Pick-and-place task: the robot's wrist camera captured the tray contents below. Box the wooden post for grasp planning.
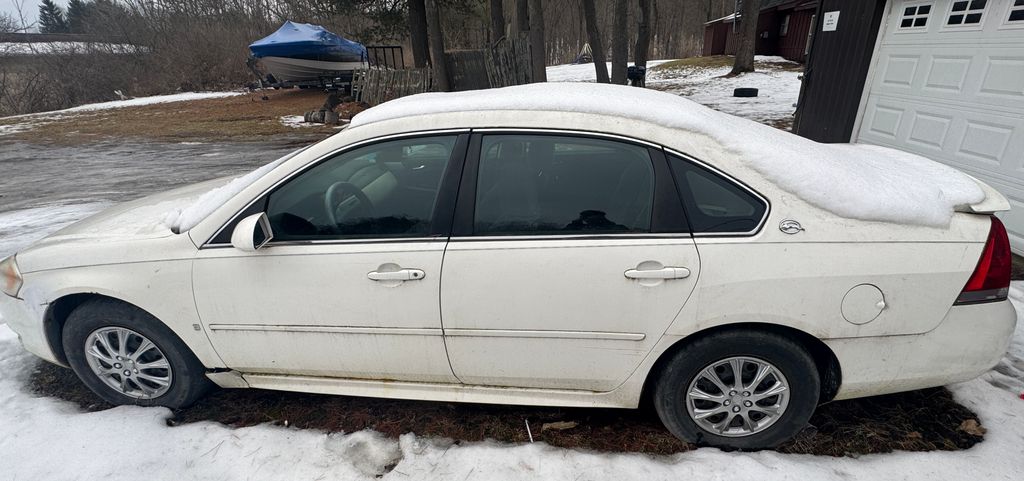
[426,0,451,92]
[528,0,546,82]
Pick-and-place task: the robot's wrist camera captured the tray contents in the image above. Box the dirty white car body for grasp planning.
[1,84,1016,448]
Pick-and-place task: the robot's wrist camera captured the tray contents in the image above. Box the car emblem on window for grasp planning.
[779,219,804,234]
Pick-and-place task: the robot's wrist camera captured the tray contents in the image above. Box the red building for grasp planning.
[703,0,818,63]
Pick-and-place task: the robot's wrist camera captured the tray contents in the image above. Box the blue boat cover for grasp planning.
[249,21,367,62]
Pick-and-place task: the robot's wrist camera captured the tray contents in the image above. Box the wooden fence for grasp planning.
[351,67,434,106]
[485,35,533,88]
[352,35,532,106]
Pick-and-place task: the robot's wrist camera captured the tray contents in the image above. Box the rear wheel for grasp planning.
[62,299,212,408]
[653,330,819,449]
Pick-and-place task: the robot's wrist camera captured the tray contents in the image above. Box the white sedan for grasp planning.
[0,84,1016,449]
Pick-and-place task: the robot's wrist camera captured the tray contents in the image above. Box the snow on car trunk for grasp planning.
[351,83,986,227]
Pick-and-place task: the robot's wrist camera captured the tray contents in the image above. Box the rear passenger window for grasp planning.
[474,135,654,235]
[668,153,767,234]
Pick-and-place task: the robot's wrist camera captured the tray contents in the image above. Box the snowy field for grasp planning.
[547,56,803,126]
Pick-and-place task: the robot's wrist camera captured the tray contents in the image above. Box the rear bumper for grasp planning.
[826,299,1016,400]
[0,293,61,365]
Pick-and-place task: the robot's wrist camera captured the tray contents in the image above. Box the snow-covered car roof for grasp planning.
[350,83,989,228]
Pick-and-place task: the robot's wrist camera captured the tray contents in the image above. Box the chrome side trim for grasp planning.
[201,128,471,248]
[208,324,444,336]
[471,127,661,148]
[663,147,771,238]
[448,233,692,242]
[443,329,645,341]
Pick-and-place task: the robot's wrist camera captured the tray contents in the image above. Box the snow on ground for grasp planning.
[0,41,141,55]
[0,290,1021,480]
[351,83,983,227]
[280,115,309,128]
[547,56,802,126]
[545,59,675,82]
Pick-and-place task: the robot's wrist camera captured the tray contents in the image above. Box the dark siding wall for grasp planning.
[723,12,778,55]
[777,9,815,62]
[793,0,888,143]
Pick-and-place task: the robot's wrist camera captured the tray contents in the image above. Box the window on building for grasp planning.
[947,0,986,25]
[780,14,790,36]
[1010,0,1024,22]
[900,3,932,28]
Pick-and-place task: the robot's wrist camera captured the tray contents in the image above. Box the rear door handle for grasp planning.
[624,267,691,280]
[367,269,425,281]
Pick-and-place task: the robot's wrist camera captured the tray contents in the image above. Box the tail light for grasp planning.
[956,216,1011,305]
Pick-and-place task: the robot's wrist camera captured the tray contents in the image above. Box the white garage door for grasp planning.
[856,0,1024,251]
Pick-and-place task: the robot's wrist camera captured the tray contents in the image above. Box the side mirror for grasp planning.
[231,213,273,252]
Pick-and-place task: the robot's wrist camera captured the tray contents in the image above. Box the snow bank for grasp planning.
[60,91,245,113]
[351,83,984,227]
[161,150,298,233]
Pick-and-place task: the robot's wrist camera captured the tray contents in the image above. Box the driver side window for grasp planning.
[265,136,457,241]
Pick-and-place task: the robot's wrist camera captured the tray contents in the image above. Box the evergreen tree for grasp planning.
[38,0,69,33]
[67,0,89,34]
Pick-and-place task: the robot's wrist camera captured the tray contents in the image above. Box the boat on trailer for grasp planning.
[249,21,368,89]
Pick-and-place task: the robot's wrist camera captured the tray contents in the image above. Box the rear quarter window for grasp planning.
[667,153,767,234]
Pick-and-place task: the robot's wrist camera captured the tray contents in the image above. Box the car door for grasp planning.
[439,132,701,392]
[193,133,467,383]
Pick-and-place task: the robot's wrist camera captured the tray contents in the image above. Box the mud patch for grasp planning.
[29,360,984,456]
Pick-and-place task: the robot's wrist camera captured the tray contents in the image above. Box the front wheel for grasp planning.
[62,299,212,408]
[653,330,820,449]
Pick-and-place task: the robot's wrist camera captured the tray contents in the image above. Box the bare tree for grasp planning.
[610,0,627,84]
[425,0,450,91]
[581,0,608,83]
[0,12,19,33]
[679,0,709,57]
[489,0,506,43]
[515,0,529,33]
[408,0,430,68]
[634,0,651,68]
[731,0,761,75]
[528,0,546,81]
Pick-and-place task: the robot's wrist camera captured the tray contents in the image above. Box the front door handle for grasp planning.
[624,267,691,280]
[367,269,425,281]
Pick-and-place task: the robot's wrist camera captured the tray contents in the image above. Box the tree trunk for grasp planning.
[528,0,546,82]
[408,0,430,68]
[425,0,451,91]
[610,0,628,84]
[731,0,760,75]
[634,0,651,68]
[515,0,529,33]
[679,0,709,57]
[581,0,609,83]
[489,0,506,43]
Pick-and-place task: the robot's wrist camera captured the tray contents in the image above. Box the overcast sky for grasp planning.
[3,0,68,30]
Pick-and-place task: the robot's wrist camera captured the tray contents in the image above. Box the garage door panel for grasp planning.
[858,0,1024,252]
[861,97,1024,177]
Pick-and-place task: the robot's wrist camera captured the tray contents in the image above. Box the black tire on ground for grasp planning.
[653,330,819,450]
[733,87,759,97]
[62,299,213,408]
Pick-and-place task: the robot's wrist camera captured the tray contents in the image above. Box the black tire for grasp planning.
[653,330,819,450]
[62,299,213,408]
[733,87,759,97]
